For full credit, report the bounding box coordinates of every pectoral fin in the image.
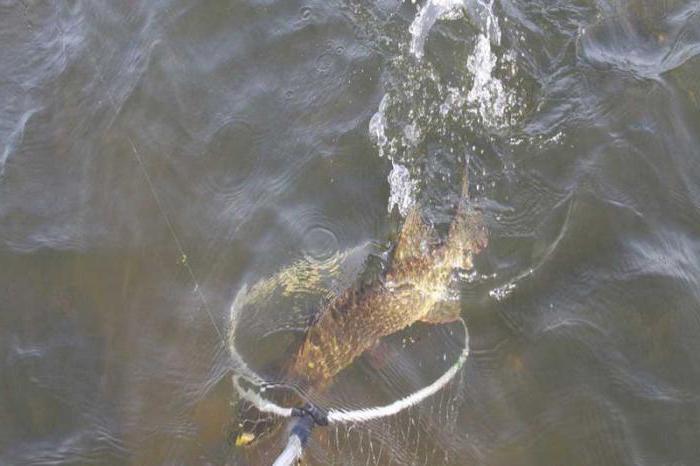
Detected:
[421,300,461,324]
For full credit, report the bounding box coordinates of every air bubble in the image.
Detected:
[303,226,339,262]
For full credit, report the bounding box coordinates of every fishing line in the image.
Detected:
[88,41,227,347]
[127,136,225,344]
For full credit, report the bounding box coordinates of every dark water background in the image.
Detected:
[2,0,700,465]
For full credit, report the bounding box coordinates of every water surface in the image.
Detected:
[2,0,700,465]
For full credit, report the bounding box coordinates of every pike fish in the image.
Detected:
[232,167,487,447]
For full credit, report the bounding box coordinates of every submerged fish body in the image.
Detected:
[234,170,487,447]
[292,210,486,390]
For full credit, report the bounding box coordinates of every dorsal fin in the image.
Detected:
[393,205,436,264]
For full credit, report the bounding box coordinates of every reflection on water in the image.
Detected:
[2,0,700,464]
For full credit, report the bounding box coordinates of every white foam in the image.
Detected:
[440,85,467,116]
[402,121,421,146]
[409,0,502,60]
[369,94,389,157]
[409,0,465,60]
[387,161,416,216]
[466,33,509,128]
[489,281,516,301]
[369,94,419,216]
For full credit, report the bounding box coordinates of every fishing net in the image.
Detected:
[229,249,472,465]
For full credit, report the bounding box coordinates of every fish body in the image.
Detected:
[291,207,486,390]
[234,169,487,446]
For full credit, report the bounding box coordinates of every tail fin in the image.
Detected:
[447,157,487,269]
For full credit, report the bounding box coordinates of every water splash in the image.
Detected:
[370,94,418,215]
[465,33,512,129]
[373,0,524,215]
[409,0,466,60]
[387,161,417,216]
[489,281,516,301]
[369,94,390,157]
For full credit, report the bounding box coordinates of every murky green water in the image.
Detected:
[2,0,700,465]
